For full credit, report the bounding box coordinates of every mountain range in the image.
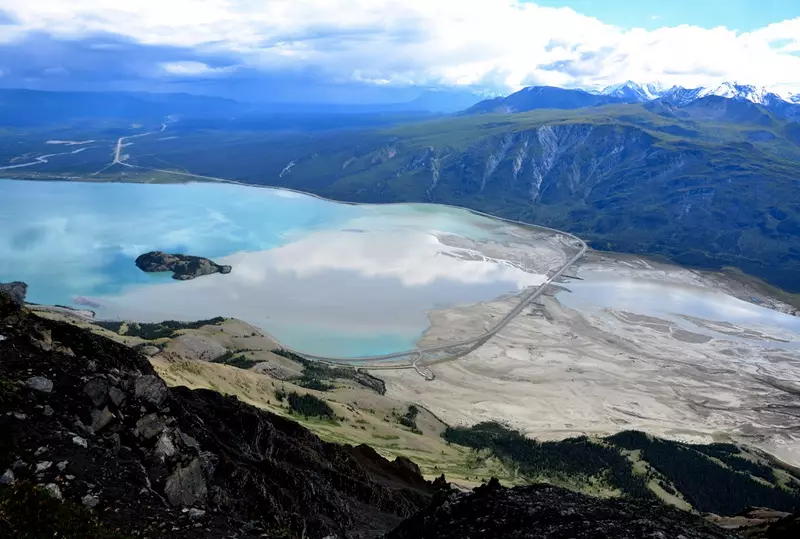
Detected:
[465,81,800,121]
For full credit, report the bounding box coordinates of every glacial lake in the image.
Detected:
[3,179,797,357]
[0,179,555,357]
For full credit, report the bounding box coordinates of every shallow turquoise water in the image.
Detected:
[558,276,800,350]
[0,179,544,357]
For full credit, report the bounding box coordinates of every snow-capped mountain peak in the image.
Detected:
[595,80,796,107]
[696,82,772,105]
[599,81,672,102]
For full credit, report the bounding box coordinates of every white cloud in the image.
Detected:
[159,61,237,77]
[0,0,799,93]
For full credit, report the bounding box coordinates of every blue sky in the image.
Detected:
[0,0,798,102]
[534,0,799,31]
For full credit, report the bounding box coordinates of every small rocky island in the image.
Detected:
[134,251,232,281]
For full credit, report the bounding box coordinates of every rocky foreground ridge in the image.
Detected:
[0,290,434,538]
[1,288,798,538]
[135,251,232,281]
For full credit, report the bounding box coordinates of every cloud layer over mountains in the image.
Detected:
[0,0,798,100]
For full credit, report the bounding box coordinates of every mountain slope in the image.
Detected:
[464,86,625,114]
[0,292,437,538]
[4,289,800,537]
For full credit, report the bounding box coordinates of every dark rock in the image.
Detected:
[165,459,208,507]
[108,386,127,407]
[71,436,88,448]
[26,376,53,393]
[187,508,206,520]
[0,281,27,305]
[134,251,232,281]
[154,432,177,459]
[0,469,14,485]
[762,511,800,538]
[0,294,439,537]
[386,481,737,539]
[90,407,114,432]
[135,413,165,440]
[82,494,100,508]
[84,377,109,407]
[109,433,121,455]
[176,429,199,450]
[43,483,63,500]
[431,474,449,490]
[134,375,168,408]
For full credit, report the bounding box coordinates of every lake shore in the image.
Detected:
[379,251,800,466]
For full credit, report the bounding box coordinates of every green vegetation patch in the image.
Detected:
[608,431,800,514]
[691,443,776,483]
[272,349,386,395]
[210,350,257,369]
[444,422,652,498]
[396,405,422,434]
[0,482,130,539]
[94,317,226,340]
[287,391,335,420]
[295,376,335,392]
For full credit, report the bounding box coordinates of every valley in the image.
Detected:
[1,85,799,531]
[3,1,800,535]
[3,93,800,293]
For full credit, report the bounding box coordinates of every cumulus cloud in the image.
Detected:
[0,0,798,95]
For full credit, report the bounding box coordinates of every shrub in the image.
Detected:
[286,392,334,420]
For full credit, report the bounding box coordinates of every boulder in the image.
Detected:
[0,281,27,305]
[108,386,127,407]
[26,376,53,393]
[155,432,177,459]
[90,407,114,432]
[135,413,165,440]
[134,375,168,408]
[0,469,15,485]
[165,459,208,507]
[188,508,206,520]
[72,436,88,448]
[84,377,110,407]
[43,483,63,501]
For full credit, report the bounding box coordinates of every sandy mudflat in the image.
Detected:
[377,253,800,466]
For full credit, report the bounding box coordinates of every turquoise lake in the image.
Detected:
[0,179,550,357]
[3,179,798,357]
